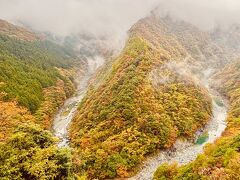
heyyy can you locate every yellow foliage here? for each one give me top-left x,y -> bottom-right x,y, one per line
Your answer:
0,100 -> 35,141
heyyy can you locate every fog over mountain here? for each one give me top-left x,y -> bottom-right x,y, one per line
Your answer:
1,0 -> 240,49
155,0 -> 240,30
1,1 -> 240,179
0,0 -> 158,48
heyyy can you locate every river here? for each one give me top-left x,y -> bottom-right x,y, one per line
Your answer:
53,59 -> 228,179
129,69 -> 228,180
52,55 -> 104,147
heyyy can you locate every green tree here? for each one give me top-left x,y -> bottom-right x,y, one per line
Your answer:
0,124 -> 73,180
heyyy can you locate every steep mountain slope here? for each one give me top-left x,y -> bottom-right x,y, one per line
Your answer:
0,20 -> 83,141
0,20 -> 81,179
212,25 -> 240,56
1,12 -> 239,180
0,19 -> 42,41
154,60 -> 240,180
69,16 -> 217,179
131,16 -> 235,69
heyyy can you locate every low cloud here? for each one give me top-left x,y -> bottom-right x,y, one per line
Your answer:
155,0 -> 240,30
1,0 -> 240,49
0,0 -> 158,39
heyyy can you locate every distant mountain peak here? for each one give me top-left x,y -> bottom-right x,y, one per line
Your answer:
0,19 -> 42,41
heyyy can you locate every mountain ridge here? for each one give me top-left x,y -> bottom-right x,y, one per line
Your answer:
69,15 -> 218,179
0,19 -> 43,41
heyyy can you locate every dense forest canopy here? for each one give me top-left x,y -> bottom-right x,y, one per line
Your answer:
1,1 -> 240,179
69,32 -> 212,179
0,124 -> 73,179
0,22 -> 82,142
0,21 -> 79,179
154,60 -> 240,180
0,34 -> 76,113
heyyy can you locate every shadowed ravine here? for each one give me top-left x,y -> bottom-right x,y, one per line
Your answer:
53,56 -> 104,147
128,69 -> 228,180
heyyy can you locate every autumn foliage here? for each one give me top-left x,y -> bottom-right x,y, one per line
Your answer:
69,36 -> 212,179
154,60 -> 240,180
0,124 -> 73,179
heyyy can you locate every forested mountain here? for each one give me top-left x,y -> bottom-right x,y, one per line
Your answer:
0,19 -> 42,41
66,15 -> 240,179
153,21 -> 240,180
0,28 -> 81,140
130,16 -> 237,69
1,7 -> 240,180
0,19 -> 86,179
154,60 -> 240,179
68,15 -> 238,179
0,19 -> 87,140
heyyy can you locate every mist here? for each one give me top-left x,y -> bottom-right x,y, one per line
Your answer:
0,0 -> 159,50
1,0 -> 240,48
155,0 -> 240,31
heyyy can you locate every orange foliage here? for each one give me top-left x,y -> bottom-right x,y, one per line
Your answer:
35,79 -> 73,129
0,100 -> 35,141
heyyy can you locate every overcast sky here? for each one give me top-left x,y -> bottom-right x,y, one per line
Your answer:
0,0 -> 240,43
156,0 -> 240,30
0,0 -> 158,37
